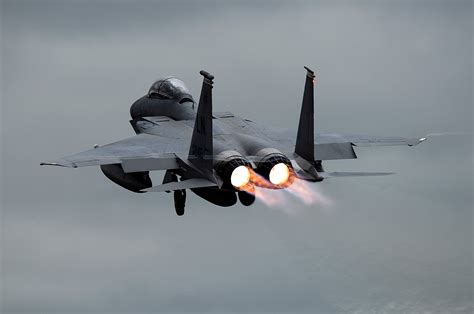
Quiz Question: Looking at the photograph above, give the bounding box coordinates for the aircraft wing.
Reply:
[320,133,427,147]
[260,127,426,160]
[40,133,188,172]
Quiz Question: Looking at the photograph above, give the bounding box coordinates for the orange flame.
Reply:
[249,169,274,189]
[248,168,295,189]
[239,168,333,212]
[286,178,333,206]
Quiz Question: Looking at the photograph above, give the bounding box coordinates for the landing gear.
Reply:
[174,189,186,216]
[238,191,255,206]
[164,171,186,216]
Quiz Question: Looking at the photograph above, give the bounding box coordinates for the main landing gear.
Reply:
[163,171,186,216]
[174,189,186,216]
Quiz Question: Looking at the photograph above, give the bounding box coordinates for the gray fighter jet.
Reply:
[41,67,427,215]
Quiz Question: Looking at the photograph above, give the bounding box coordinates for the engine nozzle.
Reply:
[230,165,251,189]
[254,149,295,188]
[215,150,253,191]
[269,162,291,185]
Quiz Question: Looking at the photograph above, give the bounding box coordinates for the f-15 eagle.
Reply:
[42,67,426,215]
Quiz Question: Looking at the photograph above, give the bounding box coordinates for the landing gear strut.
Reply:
[174,189,186,216]
[164,171,186,216]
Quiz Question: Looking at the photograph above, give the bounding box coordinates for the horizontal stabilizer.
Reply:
[314,142,357,160]
[143,178,217,192]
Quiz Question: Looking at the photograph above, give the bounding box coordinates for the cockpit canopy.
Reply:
[148,77,194,103]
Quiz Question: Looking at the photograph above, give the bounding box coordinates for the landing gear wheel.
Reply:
[174,189,186,216]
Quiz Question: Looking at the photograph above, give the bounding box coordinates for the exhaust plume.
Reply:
[243,169,333,212]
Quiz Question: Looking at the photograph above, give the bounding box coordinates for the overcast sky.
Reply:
[1,0,473,313]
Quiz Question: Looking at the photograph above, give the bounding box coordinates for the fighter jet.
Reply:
[41,67,427,215]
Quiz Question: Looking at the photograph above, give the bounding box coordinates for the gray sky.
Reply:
[1,0,473,312]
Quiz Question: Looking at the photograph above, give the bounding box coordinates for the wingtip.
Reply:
[407,137,428,146]
[40,161,59,166]
[40,160,76,168]
[414,132,473,145]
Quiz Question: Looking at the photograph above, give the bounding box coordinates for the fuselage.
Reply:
[126,77,294,207]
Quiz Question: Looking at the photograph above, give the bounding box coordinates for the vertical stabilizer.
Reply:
[295,66,315,161]
[188,70,214,174]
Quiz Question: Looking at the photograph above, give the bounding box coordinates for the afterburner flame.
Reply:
[234,165,332,214]
[248,169,273,189]
[269,163,290,185]
[230,165,251,188]
[287,178,332,206]
[255,188,289,208]
[241,168,333,212]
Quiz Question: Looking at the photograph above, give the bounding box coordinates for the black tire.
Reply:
[174,190,186,216]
